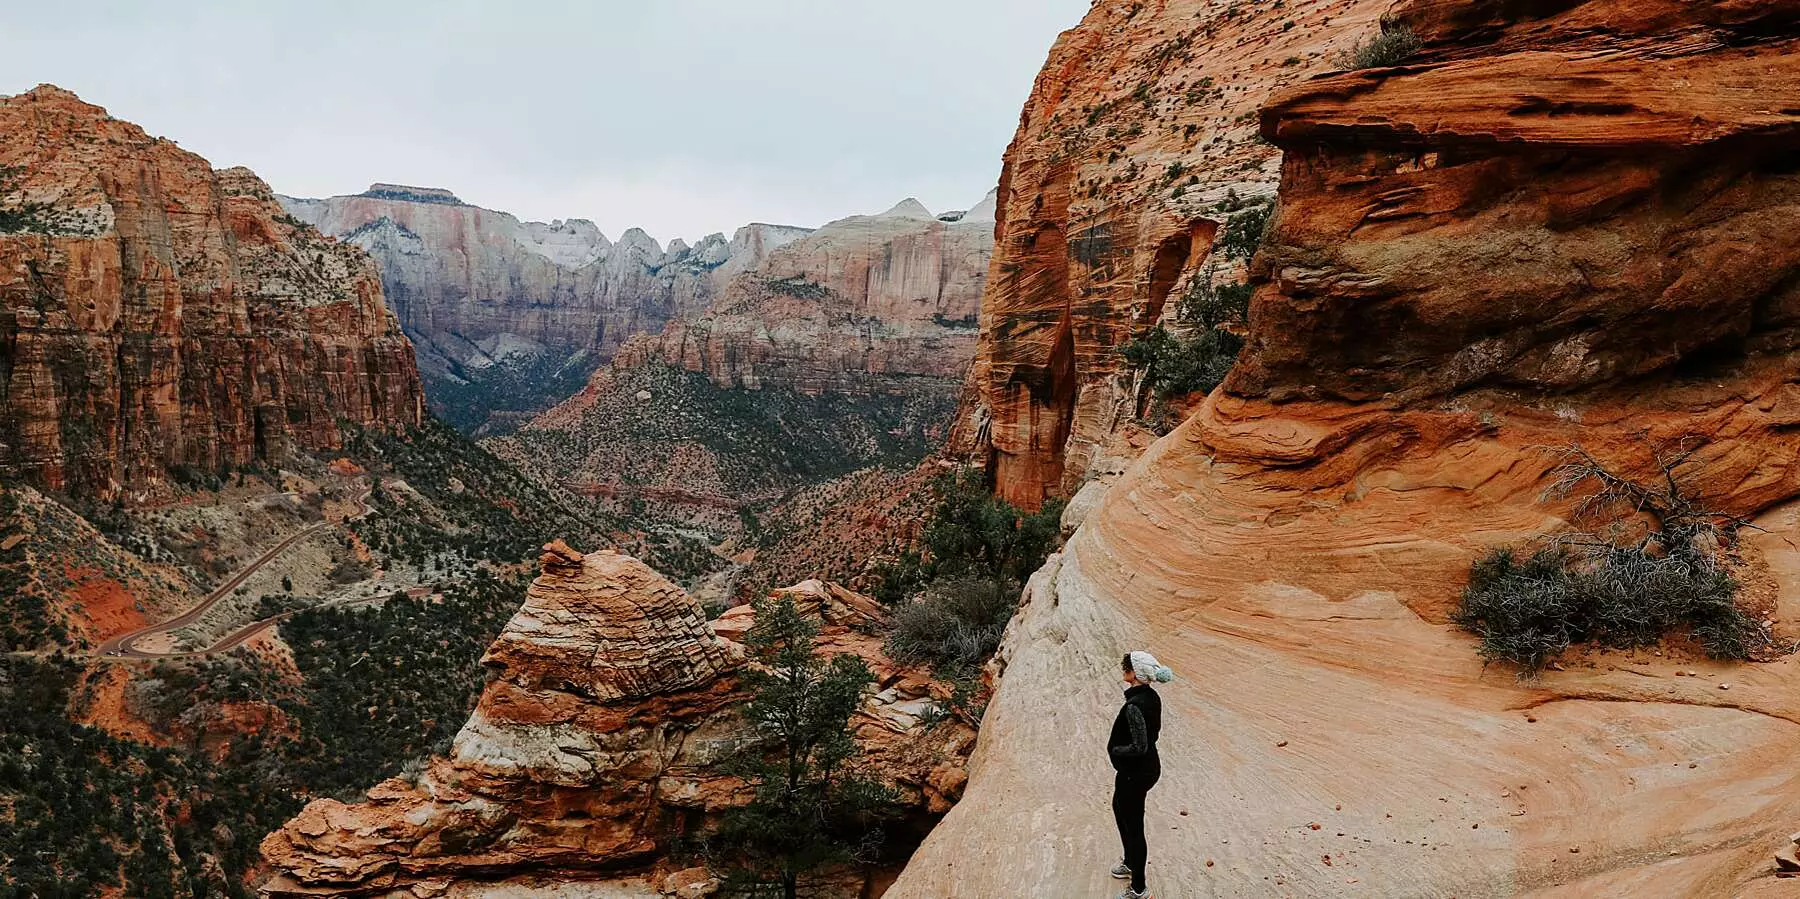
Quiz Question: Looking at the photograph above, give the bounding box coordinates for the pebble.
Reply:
[1276,740,1289,747]
[1720,683,1732,690]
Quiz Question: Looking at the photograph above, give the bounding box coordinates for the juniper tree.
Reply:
[711,595,893,898]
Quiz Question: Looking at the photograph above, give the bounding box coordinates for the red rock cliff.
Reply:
[0,86,423,502]
[968,0,1391,508]
[894,2,1800,895]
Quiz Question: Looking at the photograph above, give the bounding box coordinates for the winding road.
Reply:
[95,486,374,660]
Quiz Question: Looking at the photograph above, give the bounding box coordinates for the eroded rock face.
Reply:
[261,548,973,897]
[964,0,1391,508]
[894,2,1800,896]
[630,194,996,396]
[280,189,812,396]
[0,85,424,502]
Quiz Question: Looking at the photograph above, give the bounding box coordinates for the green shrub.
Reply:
[1455,542,1759,672]
[1336,15,1422,70]
[1120,326,1244,400]
[1454,443,1770,672]
[1214,202,1273,262]
[885,575,1021,674]
[876,469,1065,603]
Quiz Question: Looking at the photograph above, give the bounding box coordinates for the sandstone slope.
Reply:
[262,543,975,896]
[893,1,1800,896]
[0,86,424,502]
[961,0,1391,508]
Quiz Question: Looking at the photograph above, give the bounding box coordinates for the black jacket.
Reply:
[1108,684,1162,776]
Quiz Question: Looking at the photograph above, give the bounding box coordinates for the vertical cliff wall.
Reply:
[282,188,812,383]
[633,194,996,395]
[0,86,423,503]
[967,0,1390,508]
[894,1,1800,895]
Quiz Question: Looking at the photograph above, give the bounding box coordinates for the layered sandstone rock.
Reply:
[0,85,423,502]
[281,188,812,394]
[262,547,973,896]
[631,192,996,396]
[962,0,1390,507]
[894,2,1800,896]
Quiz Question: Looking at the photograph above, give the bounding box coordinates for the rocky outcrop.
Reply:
[619,192,996,396]
[261,546,974,896]
[0,85,424,502]
[894,2,1800,896]
[962,0,1391,507]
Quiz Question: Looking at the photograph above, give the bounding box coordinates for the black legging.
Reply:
[1112,767,1160,892]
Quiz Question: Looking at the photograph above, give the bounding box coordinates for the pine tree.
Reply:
[711,595,893,898]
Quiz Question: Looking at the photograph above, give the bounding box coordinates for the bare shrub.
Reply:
[884,576,1020,674]
[1335,15,1422,70]
[1454,441,1771,672]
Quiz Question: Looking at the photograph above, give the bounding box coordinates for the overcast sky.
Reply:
[3,1,1086,243]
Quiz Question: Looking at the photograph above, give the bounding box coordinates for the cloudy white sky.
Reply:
[4,1,1087,243]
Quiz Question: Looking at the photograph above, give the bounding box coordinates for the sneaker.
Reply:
[1110,861,1131,879]
[1115,890,1149,899]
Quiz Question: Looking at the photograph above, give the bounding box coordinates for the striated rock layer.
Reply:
[0,86,423,502]
[962,0,1390,508]
[281,187,811,392]
[894,2,1800,896]
[285,188,994,432]
[628,193,996,396]
[261,546,974,896]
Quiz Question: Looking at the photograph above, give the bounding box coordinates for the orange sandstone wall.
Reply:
[968,0,1390,508]
[0,86,423,503]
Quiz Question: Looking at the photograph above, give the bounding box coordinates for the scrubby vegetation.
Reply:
[0,655,299,898]
[0,165,70,235]
[707,595,896,898]
[885,575,1020,673]
[763,275,833,301]
[1121,322,1245,400]
[0,570,532,897]
[347,418,614,567]
[431,347,601,436]
[1121,199,1269,411]
[1454,444,1772,673]
[276,570,526,796]
[879,469,1064,675]
[1336,15,1423,70]
[0,490,70,650]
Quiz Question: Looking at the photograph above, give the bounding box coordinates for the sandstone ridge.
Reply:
[963,0,1391,508]
[893,1,1800,896]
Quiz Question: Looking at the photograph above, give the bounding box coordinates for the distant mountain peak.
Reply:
[876,198,934,220]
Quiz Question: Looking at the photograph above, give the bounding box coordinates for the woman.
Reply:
[1109,650,1173,899]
